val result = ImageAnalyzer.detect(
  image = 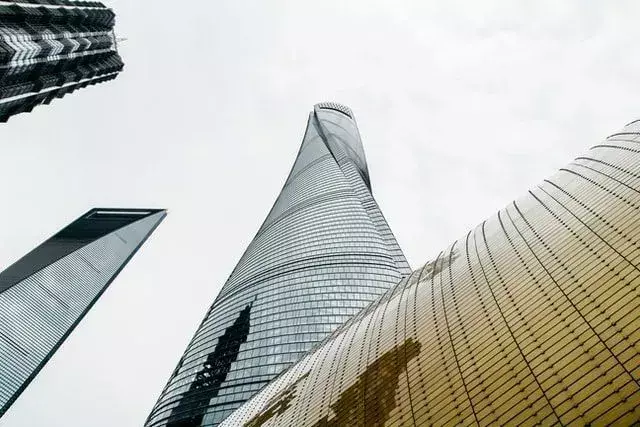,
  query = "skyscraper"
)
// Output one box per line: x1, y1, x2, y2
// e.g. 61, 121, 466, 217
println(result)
146, 103, 411, 427
0, 0, 123, 122
222, 120, 640, 426
0, 208, 166, 417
